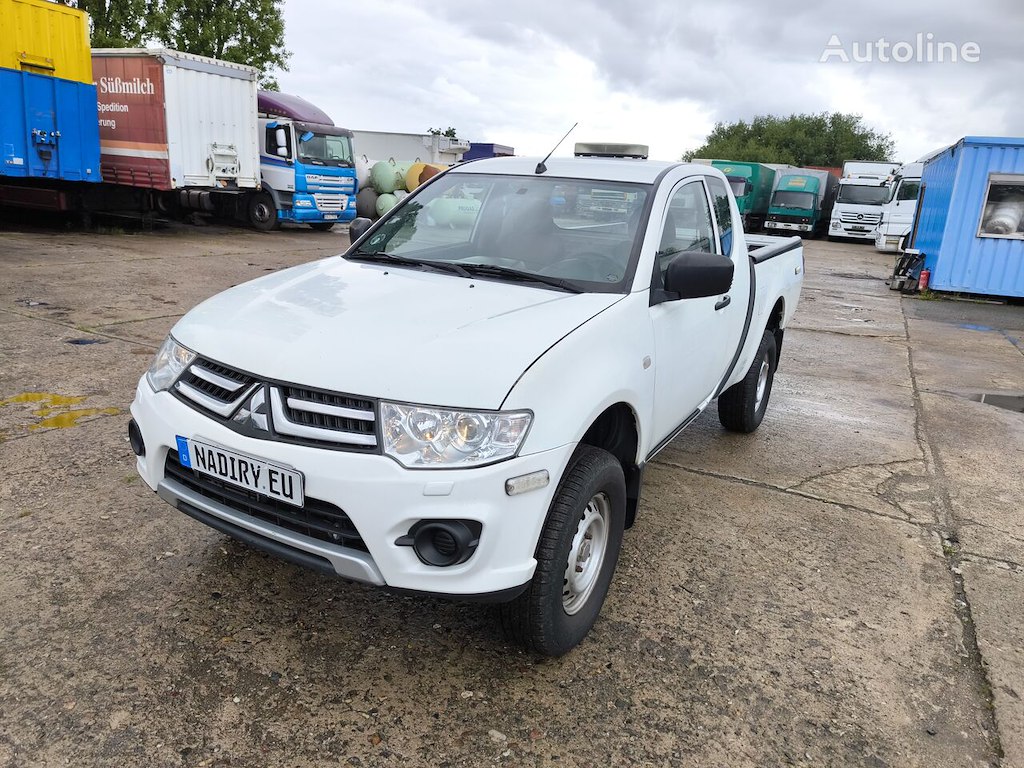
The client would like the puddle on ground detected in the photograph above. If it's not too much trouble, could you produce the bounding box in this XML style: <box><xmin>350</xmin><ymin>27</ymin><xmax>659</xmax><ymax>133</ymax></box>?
<box><xmin>66</xmin><ymin>338</ymin><xmax>108</xmax><ymax>345</ymax></box>
<box><xmin>969</xmin><ymin>393</ymin><xmax>1024</xmax><ymax>413</ymax></box>
<box><xmin>0</xmin><ymin>392</ymin><xmax>121</xmax><ymax>431</ymax></box>
<box><xmin>959</xmin><ymin>323</ymin><xmax>995</xmax><ymax>332</ymax></box>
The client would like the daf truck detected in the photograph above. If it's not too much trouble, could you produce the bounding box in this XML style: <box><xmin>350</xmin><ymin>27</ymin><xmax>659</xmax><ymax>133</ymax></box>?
<box><xmin>255</xmin><ymin>91</ymin><xmax>358</xmax><ymax>231</ymax></box>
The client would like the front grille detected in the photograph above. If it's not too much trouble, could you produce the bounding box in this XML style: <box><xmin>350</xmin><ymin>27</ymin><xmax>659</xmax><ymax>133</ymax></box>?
<box><xmin>179</xmin><ymin>359</ymin><xmax>255</xmax><ymax>404</ymax></box>
<box><xmin>840</xmin><ymin>212</ymin><xmax>881</xmax><ymax>225</ymax></box>
<box><xmin>164</xmin><ymin>451</ymin><xmax>368</xmax><ymax>552</ymax></box>
<box><xmin>313</xmin><ymin>193</ymin><xmax>345</xmax><ymax>211</ymax></box>
<box><xmin>173</xmin><ymin>357</ymin><xmax>380</xmax><ymax>452</ymax></box>
<box><xmin>281</xmin><ymin>387</ymin><xmax>376</xmax><ymax>435</ymax></box>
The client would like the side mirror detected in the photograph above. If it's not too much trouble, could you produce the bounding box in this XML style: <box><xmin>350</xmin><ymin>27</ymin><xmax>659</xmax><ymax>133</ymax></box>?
<box><xmin>663</xmin><ymin>251</ymin><xmax>734</xmax><ymax>299</ymax></box>
<box><xmin>276</xmin><ymin>146</ymin><xmax>288</xmax><ymax>158</ymax></box>
<box><xmin>349</xmin><ymin>217</ymin><xmax>373</xmax><ymax>244</ymax></box>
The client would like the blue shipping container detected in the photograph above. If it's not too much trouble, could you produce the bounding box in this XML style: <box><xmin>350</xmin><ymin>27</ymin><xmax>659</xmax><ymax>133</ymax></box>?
<box><xmin>0</xmin><ymin>66</ymin><xmax>101</xmax><ymax>182</ymax></box>
<box><xmin>463</xmin><ymin>142</ymin><xmax>515</xmax><ymax>161</ymax></box>
<box><xmin>913</xmin><ymin>136</ymin><xmax>1024</xmax><ymax>298</ymax></box>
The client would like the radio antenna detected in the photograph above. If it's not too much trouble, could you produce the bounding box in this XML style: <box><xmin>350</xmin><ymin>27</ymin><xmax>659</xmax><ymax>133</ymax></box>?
<box><xmin>535</xmin><ymin>122</ymin><xmax>578</xmax><ymax>174</ymax></box>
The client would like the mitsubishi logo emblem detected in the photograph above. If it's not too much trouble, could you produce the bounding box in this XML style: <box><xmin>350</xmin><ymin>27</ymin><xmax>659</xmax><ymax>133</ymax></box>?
<box><xmin>232</xmin><ymin>386</ymin><xmax>269</xmax><ymax>431</ymax></box>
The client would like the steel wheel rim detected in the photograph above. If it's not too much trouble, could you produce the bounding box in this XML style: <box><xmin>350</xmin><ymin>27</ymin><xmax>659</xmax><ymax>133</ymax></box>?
<box><xmin>755</xmin><ymin>356</ymin><xmax>769</xmax><ymax>411</ymax></box>
<box><xmin>563</xmin><ymin>492</ymin><xmax>610</xmax><ymax>615</ymax></box>
<box><xmin>253</xmin><ymin>202</ymin><xmax>273</xmax><ymax>223</ymax></box>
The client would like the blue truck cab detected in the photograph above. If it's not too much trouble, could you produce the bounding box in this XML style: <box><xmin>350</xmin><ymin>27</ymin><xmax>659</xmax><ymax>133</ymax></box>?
<box><xmin>253</xmin><ymin>91</ymin><xmax>357</xmax><ymax>231</ymax></box>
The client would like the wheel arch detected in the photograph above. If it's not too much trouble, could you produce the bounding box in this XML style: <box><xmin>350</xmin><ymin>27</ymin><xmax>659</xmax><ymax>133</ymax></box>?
<box><xmin>578</xmin><ymin>402</ymin><xmax>643</xmax><ymax>529</ymax></box>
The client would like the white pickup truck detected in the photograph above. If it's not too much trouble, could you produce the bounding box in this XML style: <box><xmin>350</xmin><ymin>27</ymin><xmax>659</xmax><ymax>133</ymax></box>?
<box><xmin>129</xmin><ymin>143</ymin><xmax>804</xmax><ymax>656</ymax></box>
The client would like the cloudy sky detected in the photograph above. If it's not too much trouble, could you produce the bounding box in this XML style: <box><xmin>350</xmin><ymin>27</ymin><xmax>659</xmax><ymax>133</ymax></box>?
<box><xmin>278</xmin><ymin>0</ymin><xmax>1023</xmax><ymax>164</ymax></box>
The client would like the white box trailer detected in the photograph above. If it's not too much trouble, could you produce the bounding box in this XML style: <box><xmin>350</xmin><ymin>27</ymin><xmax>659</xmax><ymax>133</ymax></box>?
<box><xmin>351</xmin><ymin>130</ymin><xmax>469</xmax><ymax>165</ymax></box>
<box><xmin>91</xmin><ymin>49</ymin><xmax>260</xmax><ymax>193</ymax></box>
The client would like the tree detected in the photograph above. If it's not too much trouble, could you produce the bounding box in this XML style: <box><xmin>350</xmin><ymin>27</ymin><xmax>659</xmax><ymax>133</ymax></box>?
<box><xmin>78</xmin><ymin>0</ymin><xmax>151</xmax><ymax>48</ymax></box>
<box><xmin>148</xmin><ymin>0</ymin><xmax>290</xmax><ymax>89</ymax></box>
<box><xmin>683</xmin><ymin>113</ymin><xmax>895</xmax><ymax>166</ymax></box>
<box><xmin>428</xmin><ymin>127</ymin><xmax>459</xmax><ymax>139</ymax></box>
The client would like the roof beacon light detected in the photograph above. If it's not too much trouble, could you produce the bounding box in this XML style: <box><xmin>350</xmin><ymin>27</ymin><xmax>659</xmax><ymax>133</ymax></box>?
<box><xmin>574</xmin><ymin>142</ymin><xmax>649</xmax><ymax>159</ymax></box>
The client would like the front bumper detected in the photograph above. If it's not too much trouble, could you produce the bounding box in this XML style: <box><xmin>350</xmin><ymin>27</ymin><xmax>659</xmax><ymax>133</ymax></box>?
<box><xmin>766</xmin><ymin>220</ymin><xmax>812</xmax><ymax>232</ymax></box>
<box><xmin>131</xmin><ymin>378</ymin><xmax>575</xmax><ymax>596</ymax></box>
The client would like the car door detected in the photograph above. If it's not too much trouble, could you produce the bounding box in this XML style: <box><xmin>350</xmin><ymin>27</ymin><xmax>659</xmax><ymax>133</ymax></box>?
<box><xmin>648</xmin><ymin>175</ymin><xmax>748</xmax><ymax>446</ymax></box>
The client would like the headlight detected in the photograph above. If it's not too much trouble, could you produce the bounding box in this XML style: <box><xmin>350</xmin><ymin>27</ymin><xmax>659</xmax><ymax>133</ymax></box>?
<box><xmin>381</xmin><ymin>401</ymin><xmax>532</xmax><ymax>468</ymax></box>
<box><xmin>294</xmin><ymin>198</ymin><xmax>313</xmax><ymax>207</ymax></box>
<box><xmin>146</xmin><ymin>335</ymin><xmax>195</xmax><ymax>392</ymax></box>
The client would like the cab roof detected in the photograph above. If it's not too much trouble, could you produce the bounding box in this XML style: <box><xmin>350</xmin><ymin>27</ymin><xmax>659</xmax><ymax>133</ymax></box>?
<box><xmin>451</xmin><ymin>155</ymin><xmax>695</xmax><ymax>185</ymax></box>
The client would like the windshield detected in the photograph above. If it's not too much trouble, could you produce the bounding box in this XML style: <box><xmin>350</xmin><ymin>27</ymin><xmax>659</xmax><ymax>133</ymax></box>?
<box><xmin>837</xmin><ymin>184</ymin><xmax>890</xmax><ymax>205</ymax></box>
<box><xmin>298</xmin><ymin>133</ymin><xmax>353</xmax><ymax>167</ymax></box>
<box><xmin>772</xmin><ymin>191</ymin><xmax>815</xmax><ymax>209</ymax></box>
<box><xmin>726</xmin><ymin>176</ymin><xmax>747</xmax><ymax>197</ymax></box>
<box><xmin>348</xmin><ymin>173</ymin><xmax>650</xmax><ymax>293</ymax></box>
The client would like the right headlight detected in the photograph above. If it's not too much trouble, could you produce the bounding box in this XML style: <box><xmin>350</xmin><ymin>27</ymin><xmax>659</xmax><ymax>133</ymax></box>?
<box><xmin>146</xmin><ymin>335</ymin><xmax>195</xmax><ymax>392</ymax></box>
<box><xmin>381</xmin><ymin>401</ymin><xmax>532</xmax><ymax>469</ymax></box>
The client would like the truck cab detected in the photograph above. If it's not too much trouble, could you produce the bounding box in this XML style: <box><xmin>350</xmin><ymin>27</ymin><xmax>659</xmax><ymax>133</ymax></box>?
<box><xmin>874</xmin><ymin>163</ymin><xmax>923</xmax><ymax>252</ymax></box>
<box><xmin>828</xmin><ymin>177</ymin><xmax>891</xmax><ymax>241</ymax></box>
<box><xmin>253</xmin><ymin>91</ymin><xmax>358</xmax><ymax>231</ymax></box>
<box><xmin>765</xmin><ymin>174</ymin><xmax>824</xmax><ymax>235</ymax></box>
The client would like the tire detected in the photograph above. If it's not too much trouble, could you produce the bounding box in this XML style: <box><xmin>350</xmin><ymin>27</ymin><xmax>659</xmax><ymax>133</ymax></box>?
<box><xmin>498</xmin><ymin>445</ymin><xmax>626</xmax><ymax>657</ymax></box>
<box><xmin>247</xmin><ymin>192</ymin><xmax>280</xmax><ymax>231</ymax></box>
<box><xmin>309</xmin><ymin>222</ymin><xmax>335</xmax><ymax>232</ymax></box>
<box><xmin>718</xmin><ymin>329</ymin><xmax>777</xmax><ymax>433</ymax></box>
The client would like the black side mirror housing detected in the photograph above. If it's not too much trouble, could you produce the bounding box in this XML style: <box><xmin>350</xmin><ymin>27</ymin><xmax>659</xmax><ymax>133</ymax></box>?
<box><xmin>349</xmin><ymin>217</ymin><xmax>373</xmax><ymax>244</ymax></box>
<box><xmin>663</xmin><ymin>251</ymin><xmax>734</xmax><ymax>299</ymax></box>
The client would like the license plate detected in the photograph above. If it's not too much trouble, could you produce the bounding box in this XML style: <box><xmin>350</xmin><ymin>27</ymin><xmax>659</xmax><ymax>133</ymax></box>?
<box><xmin>175</xmin><ymin>436</ymin><xmax>304</xmax><ymax>507</ymax></box>
<box><xmin>323</xmin><ymin>214</ymin><xmax>338</xmax><ymax>220</ymax></box>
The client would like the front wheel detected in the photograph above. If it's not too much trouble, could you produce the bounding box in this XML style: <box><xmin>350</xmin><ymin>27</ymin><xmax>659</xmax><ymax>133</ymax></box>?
<box><xmin>498</xmin><ymin>445</ymin><xmax>625</xmax><ymax>656</ymax></box>
<box><xmin>718</xmin><ymin>329</ymin><xmax>777</xmax><ymax>433</ymax></box>
<box><xmin>247</xmin><ymin>192</ymin><xmax>280</xmax><ymax>231</ymax></box>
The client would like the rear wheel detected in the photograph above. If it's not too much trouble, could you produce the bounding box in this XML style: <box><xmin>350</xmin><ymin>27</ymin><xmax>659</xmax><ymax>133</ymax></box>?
<box><xmin>498</xmin><ymin>445</ymin><xmax>625</xmax><ymax>657</ymax></box>
<box><xmin>247</xmin><ymin>192</ymin><xmax>280</xmax><ymax>231</ymax></box>
<box><xmin>718</xmin><ymin>329</ymin><xmax>777</xmax><ymax>433</ymax></box>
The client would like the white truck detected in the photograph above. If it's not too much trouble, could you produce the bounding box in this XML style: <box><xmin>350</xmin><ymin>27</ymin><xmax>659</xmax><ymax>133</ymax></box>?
<box><xmin>827</xmin><ymin>160</ymin><xmax>900</xmax><ymax>241</ymax></box>
<box><xmin>874</xmin><ymin>161</ymin><xmax>924</xmax><ymax>252</ymax></box>
<box><xmin>129</xmin><ymin>143</ymin><xmax>804</xmax><ymax>656</ymax></box>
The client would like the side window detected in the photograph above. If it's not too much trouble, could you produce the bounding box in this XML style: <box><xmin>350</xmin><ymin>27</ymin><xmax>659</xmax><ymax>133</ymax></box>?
<box><xmin>705</xmin><ymin>176</ymin><xmax>734</xmax><ymax>256</ymax></box>
<box><xmin>653</xmin><ymin>180</ymin><xmax>715</xmax><ymax>288</ymax></box>
<box><xmin>265</xmin><ymin>126</ymin><xmax>291</xmax><ymax>159</ymax></box>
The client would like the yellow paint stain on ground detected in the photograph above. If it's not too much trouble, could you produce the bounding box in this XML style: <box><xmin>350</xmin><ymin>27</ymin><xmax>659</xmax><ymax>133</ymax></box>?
<box><xmin>0</xmin><ymin>392</ymin><xmax>86</xmax><ymax>408</ymax></box>
<box><xmin>29</xmin><ymin>408</ymin><xmax>121</xmax><ymax>430</ymax></box>
<box><xmin>0</xmin><ymin>392</ymin><xmax>120</xmax><ymax>431</ymax></box>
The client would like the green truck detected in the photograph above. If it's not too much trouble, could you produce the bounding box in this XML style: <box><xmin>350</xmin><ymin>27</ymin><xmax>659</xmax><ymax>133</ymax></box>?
<box><xmin>764</xmin><ymin>169</ymin><xmax>840</xmax><ymax>238</ymax></box>
<box><xmin>710</xmin><ymin>161</ymin><xmax>792</xmax><ymax>232</ymax></box>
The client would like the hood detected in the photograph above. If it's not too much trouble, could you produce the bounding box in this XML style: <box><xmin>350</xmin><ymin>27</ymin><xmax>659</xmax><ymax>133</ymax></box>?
<box><xmin>171</xmin><ymin>258</ymin><xmax>622</xmax><ymax>409</ymax></box>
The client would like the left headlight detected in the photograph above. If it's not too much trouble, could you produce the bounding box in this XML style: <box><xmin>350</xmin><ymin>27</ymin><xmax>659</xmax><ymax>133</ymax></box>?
<box><xmin>381</xmin><ymin>401</ymin><xmax>532</xmax><ymax>469</ymax></box>
<box><xmin>146</xmin><ymin>335</ymin><xmax>195</xmax><ymax>392</ymax></box>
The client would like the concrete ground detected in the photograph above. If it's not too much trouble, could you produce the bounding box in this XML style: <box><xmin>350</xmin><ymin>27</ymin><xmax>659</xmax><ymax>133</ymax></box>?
<box><xmin>0</xmin><ymin>218</ymin><xmax>1021</xmax><ymax>767</ymax></box>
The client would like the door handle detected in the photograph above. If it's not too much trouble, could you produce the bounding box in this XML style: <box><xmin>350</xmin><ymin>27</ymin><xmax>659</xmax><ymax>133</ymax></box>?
<box><xmin>715</xmin><ymin>295</ymin><xmax>731</xmax><ymax>310</ymax></box>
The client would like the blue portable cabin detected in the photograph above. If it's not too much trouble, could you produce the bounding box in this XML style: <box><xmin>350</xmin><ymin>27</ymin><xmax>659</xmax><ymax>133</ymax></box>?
<box><xmin>0</xmin><ymin>67</ymin><xmax>102</xmax><ymax>183</ymax></box>
<box><xmin>911</xmin><ymin>136</ymin><xmax>1024</xmax><ymax>298</ymax></box>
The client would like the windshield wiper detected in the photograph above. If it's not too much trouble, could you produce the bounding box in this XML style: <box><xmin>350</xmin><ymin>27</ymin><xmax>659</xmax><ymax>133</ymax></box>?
<box><xmin>457</xmin><ymin>262</ymin><xmax>583</xmax><ymax>294</ymax></box>
<box><xmin>347</xmin><ymin>251</ymin><xmax>472</xmax><ymax>277</ymax></box>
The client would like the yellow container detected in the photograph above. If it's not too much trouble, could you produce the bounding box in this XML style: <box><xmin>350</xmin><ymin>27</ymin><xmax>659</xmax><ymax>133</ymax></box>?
<box><xmin>0</xmin><ymin>0</ymin><xmax>93</xmax><ymax>83</ymax></box>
